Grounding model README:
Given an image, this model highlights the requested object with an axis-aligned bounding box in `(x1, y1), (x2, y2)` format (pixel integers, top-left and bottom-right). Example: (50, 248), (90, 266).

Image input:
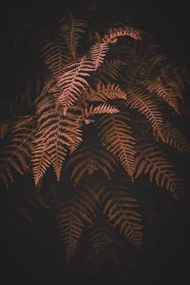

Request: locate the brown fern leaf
(59, 12), (88, 59)
(66, 146), (118, 186)
(40, 77), (57, 96)
(56, 199), (85, 264)
(97, 114), (136, 179)
(40, 38), (69, 78)
(87, 245), (121, 269)
(101, 189), (143, 248)
(35, 93), (82, 181)
(84, 103), (119, 117)
(32, 136), (51, 186)
(134, 143), (184, 199)
(0, 116), (35, 187)
(159, 123), (190, 157)
(160, 64), (189, 100)
(122, 42), (166, 86)
(161, 71), (184, 100)
(145, 78), (181, 114)
(102, 26), (142, 44)
(89, 41), (110, 70)
(0, 121), (8, 140)
(56, 186), (99, 263)
(95, 60), (127, 83)
(86, 83), (127, 102)
(90, 222), (114, 255)
(89, 26), (141, 70)
(57, 56), (95, 109)
(125, 87), (164, 138)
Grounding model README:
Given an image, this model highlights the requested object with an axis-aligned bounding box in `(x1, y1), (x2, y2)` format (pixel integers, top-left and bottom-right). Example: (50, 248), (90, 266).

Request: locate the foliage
(0, 10), (189, 269)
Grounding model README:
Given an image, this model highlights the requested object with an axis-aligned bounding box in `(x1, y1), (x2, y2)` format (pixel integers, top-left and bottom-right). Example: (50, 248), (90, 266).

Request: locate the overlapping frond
(125, 87), (164, 138)
(59, 13), (88, 58)
(0, 116), (35, 187)
(95, 60), (127, 83)
(89, 41), (110, 70)
(160, 123), (190, 157)
(120, 42), (166, 87)
(56, 186), (99, 263)
(57, 56), (94, 109)
(32, 136), (51, 186)
(33, 93), (82, 183)
(66, 145), (118, 186)
(90, 222), (114, 255)
(83, 103), (119, 117)
(145, 78), (181, 114)
(0, 9), (189, 269)
(135, 143), (184, 199)
(102, 26), (142, 43)
(56, 199), (85, 264)
(89, 26), (141, 70)
(97, 113), (136, 179)
(86, 83), (127, 102)
(40, 38), (69, 77)
(101, 188), (143, 248)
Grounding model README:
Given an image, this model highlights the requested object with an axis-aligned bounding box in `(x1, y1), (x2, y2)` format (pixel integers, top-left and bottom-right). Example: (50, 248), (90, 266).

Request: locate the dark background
(0, 1), (190, 284)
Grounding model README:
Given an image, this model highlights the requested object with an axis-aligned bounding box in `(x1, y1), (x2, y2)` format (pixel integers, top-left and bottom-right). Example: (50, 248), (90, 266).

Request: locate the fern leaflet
(66, 146), (118, 186)
(56, 186), (99, 263)
(135, 143), (184, 199)
(57, 56), (94, 109)
(101, 188), (143, 248)
(59, 13), (88, 58)
(0, 116), (35, 187)
(86, 83), (127, 102)
(97, 113), (136, 179)
(34, 93), (82, 181)
(90, 222), (114, 255)
(125, 87), (164, 138)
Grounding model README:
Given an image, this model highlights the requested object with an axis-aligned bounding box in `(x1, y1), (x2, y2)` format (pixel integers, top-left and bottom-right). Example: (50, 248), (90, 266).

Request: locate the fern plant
(0, 10), (189, 270)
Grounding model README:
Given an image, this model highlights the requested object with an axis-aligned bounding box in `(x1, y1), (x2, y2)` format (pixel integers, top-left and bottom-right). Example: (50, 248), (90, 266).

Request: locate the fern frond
(102, 26), (142, 44)
(89, 42), (110, 70)
(0, 116), (35, 187)
(95, 60), (127, 83)
(59, 12), (88, 58)
(101, 189), (143, 248)
(123, 43), (166, 85)
(35, 93), (82, 181)
(159, 123), (190, 157)
(145, 78), (181, 114)
(40, 38), (69, 77)
(89, 26), (141, 70)
(135, 143), (184, 199)
(97, 114), (136, 179)
(32, 136), (51, 186)
(56, 186), (99, 263)
(56, 199), (85, 264)
(66, 146), (118, 186)
(57, 56), (94, 109)
(86, 83), (127, 102)
(125, 88), (164, 137)
(84, 103), (119, 117)
(90, 222), (114, 255)
(160, 64), (189, 99)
